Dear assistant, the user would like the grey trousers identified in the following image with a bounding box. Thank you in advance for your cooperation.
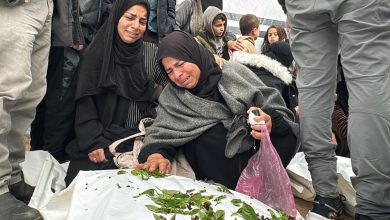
[285,0,390,218]
[0,0,53,194]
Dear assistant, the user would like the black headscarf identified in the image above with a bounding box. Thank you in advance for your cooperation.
[201,0,223,12]
[156,31,223,102]
[76,0,153,102]
[265,41,293,68]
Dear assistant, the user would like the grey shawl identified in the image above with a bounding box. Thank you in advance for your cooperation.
[143,62,298,158]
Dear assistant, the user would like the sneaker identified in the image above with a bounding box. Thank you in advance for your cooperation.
[0,192,43,220]
[307,195,345,219]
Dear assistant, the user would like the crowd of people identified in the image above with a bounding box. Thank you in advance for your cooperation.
[0,0,389,219]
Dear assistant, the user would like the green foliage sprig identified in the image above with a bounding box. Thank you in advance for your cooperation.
[215,183,232,194]
[130,169,167,180]
[231,199,294,220]
[135,188,226,220]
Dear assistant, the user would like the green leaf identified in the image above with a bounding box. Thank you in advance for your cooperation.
[131,169,141,175]
[269,209,277,218]
[190,208,200,215]
[141,187,227,220]
[161,189,181,196]
[213,195,226,203]
[267,209,291,220]
[236,202,258,220]
[147,205,162,213]
[134,188,156,198]
[131,169,167,180]
[153,213,167,220]
[213,210,225,220]
[231,199,242,207]
[215,183,232,194]
[117,170,127,175]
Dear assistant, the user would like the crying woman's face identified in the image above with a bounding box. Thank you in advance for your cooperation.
[161,57,201,89]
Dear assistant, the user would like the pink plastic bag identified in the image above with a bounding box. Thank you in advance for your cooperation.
[235,124,296,217]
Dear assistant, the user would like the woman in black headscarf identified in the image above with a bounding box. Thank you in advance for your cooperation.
[135,31,299,189]
[65,0,165,185]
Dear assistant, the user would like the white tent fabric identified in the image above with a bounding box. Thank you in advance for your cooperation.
[287,152,357,217]
[22,151,303,220]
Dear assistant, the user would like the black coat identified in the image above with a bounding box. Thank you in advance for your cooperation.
[231,51,297,114]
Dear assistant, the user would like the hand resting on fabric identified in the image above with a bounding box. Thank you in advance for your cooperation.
[133,153,172,174]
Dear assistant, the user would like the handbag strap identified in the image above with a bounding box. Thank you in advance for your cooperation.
[108,131,145,156]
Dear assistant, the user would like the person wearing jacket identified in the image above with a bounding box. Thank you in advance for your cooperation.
[194,6,230,60]
[279,0,390,219]
[175,0,244,52]
[237,14,261,54]
[0,0,53,219]
[231,41,297,116]
[30,0,117,162]
[30,0,86,163]
[145,0,176,42]
[135,31,299,189]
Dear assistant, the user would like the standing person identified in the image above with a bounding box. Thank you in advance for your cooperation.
[200,0,222,12]
[145,0,176,42]
[30,0,85,163]
[279,0,390,219]
[175,0,203,36]
[332,57,350,157]
[0,0,53,219]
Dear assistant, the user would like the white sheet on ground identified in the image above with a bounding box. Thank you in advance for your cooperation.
[287,152,356,217]
[22,151,303,220]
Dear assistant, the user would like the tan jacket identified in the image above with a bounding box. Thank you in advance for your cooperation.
[238,36,257,54]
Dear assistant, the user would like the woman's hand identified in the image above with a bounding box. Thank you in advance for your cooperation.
[88,148,108,163]
[133,153,172,174]
[248,107,272,140]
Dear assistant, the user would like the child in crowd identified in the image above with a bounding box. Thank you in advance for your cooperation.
[234,16,298,117]
[194,6,231,60]
[237,14,260,54]
[261,25,288,53]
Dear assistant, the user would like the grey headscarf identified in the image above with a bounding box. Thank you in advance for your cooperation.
[201,6,227,57]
